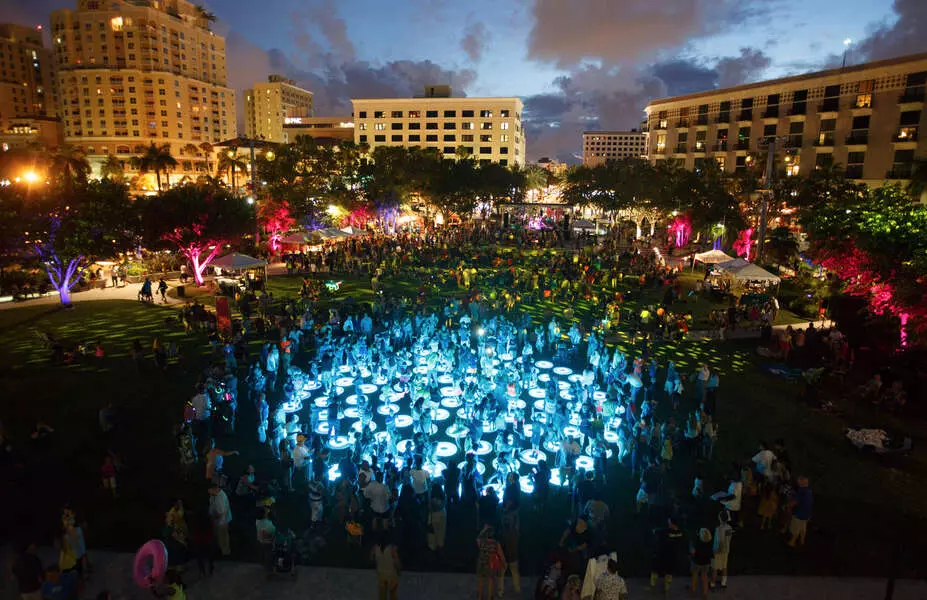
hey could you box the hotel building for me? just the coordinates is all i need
[282,115,354,145]
[644,52,927,183]
[50,0,236,184]
[350,86,526,166]
[0,23,62,149]
[244,74,313,143]
[582,130,647,166]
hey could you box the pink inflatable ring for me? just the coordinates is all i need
[133,539,168,588]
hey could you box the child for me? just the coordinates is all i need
[757,482,779,530]
[101,456,118,498]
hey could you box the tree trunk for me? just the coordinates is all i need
[156,170,162,192]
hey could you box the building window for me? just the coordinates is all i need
[374,111,384,118]
[479,146,492,154]
[374,135,385,142]
[500,122,509,130]
[461,122,474,130]
[408,134,420,142]
[391,110,403,118]
[499,147,508,154]
[443,134,456,142]
[375,123,386,131]
[480,109,493,118]
[426,134,438,142]
[500,134,509,142]
[855,80,873,108]
[462,110,474,117]
[408,122,421,130]
[480,134,492,142]
[426,110,438,118]
[391,134,402,142]
[359,135,367,142]
[359,123,367,130]
[358,111,367,118]
[443,122,456,130]
[481,122,492,130]
[443,110,456,118]
[462,134,474,142]
[499,159,508,166]
[391,123,403,130]
[426,122,438,130]
[408,110,420,118]
[443,146,455,154]
[763,124,777,137]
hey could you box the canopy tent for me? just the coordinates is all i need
[212,252,267,270]
[716,257,750,271]
[694,249,734,264]
[571,219,595,231]
[716,262,780,283]
[281,231,313,245]
[314,228,350,240]
[340,226,368,237]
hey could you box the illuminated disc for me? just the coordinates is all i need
[550,468,563,486]
[359,367,371,379]
[568,374,583,383]
[394,414,413,428]
[375,375,390,386]
[543,440,559,453]
[329,435,352,450]
[519,449,546,465]
[335,377,354,387]
[344,407,360,419]
[414,366,428,375]
[528,388,546,399]
[281,400,302,413]
[563,426,580,438]
[519,478,535,494]
[553,367,573,376]
[374,431,390,443]
[345,394,362,406]
[425,461,446,477]
[433,408,451,422]
[604,430,619,444]
[532,399,544,412]
[474,440,492,456]
[616,405,627,415]
[446,424,469,439]
[535,360,554,370]
[576,455,595,471]
[304,380,322,391]
[500,353,514,362]
[456,408,469,419]
[327,465,341,482]
[441,397,462,408]
[458,461,486,475]
[538,373,551,383]
[440,386,462,397]
[315,422,331,435]
[504,413,516,424]
[396,439,414,454]
[557,381,570,389]
[377,404,399,416]
[352,420,375,433]
[593,391,607,401]
[512,399,527,409]
[435,441,457,458]
[559,390,573,401]
[437,374,454,385]
[313,396,330,408]
[492,457,521,471]
[359,384,378,395]
[338,365,352,374]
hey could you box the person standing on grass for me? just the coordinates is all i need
[787,476,813,547]
[372,532,401,600]
[208,484,232,557]
[711,510,734,591]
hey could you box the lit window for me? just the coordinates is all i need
[500,122,509,130]
[375,123,385,131]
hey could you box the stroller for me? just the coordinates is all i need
[269,530,298,579]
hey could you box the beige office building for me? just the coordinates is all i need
[582,130,647,166]
[244,75,313,143]
[644,52,927,183]
[0,24,62,149]
[350,86,526,166]
[51,0,236,186]
[282,115,353,144]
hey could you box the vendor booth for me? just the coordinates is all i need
[212,252,268,293]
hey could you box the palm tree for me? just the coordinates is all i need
[765,226,799,268]
[193,4,217,29]
[216,150,248,192]
[49,145,90,187]
[130,143,177,192]
[100,154,125,182]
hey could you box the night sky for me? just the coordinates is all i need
[4,0,926,161]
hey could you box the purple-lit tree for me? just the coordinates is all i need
[142,185,254,285]
[11,179,137,305]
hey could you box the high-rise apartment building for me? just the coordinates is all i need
[0,23,61,149]
[244,75,313,143]
[644,52,927,183]
[582,130,647,166]
[350,86,526,166]
[50,0,236,184]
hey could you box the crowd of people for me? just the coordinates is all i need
[7,224,836,600]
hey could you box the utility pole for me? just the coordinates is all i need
[756,137,776,263]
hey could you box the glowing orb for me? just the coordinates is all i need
[474,440,492,456]
[568,374,582,383]
[344,407,360,419]
[563,426,580,438]
[533,400,545,411]
[435,441,457,458]
[557,381,570,389]
[375,375,390,386]
[519,449,546,465]
[549,468,564,487]
[615,405,626,415]
[446,424,469,439]
[335,377,355,387]
[553,366,573,377]
[459,461,486,475]
[351,420,376,433]
[433,408,450,422]
[377,404,399,416]
[440,386,462,397]
[394,414,413,428]
[304,380,322,391]
[538,373,551,383]
[576,455,595,471]
[359,384,378,395]
[314,396,330,408]
[437,374,453,385]
[520,478,535,494]
[510,399,527,409]
[593,391,606,402]
[569,414,582,426]
[441,397,462,408]
[329,435,352,450]
[535,361,554,370]
[338,365,352,374]
[604,430,619,444]
[456,408,469,419]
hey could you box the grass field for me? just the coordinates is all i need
[0,274,924,579]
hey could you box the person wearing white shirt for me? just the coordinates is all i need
[208,485,233,556]
[410,459,430,499]
[721,476,743,526]
[364,472,392,531]
[752,442,777,480]
[293,436,310,485]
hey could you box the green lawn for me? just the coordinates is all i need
[1,280,925,578]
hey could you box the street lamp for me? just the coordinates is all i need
[23,170,39,184]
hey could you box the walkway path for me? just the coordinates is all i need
[0,279,184,311]
[4,548,925,600]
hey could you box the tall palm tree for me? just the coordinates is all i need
[49,144,90,187]
[130,143,177,192]
[216,150,248,192]
[193,4,217,29]
[100,154,125,182]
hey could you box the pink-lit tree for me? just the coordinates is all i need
[667,214,692,248]
[732,228,754,261]
[142,185,254,285]
[257,198,295,254]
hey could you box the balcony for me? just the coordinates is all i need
[762,107,780,119]
[737,110,753,123]
[674,120,689,129]
[715,114,731,124]
[817,99,840,114]
[893,129,919,143]
[898,87,925,106]
[696,116,709,126]
[734,141,751,151]
[786,135,803,148]
[845,165,864,179]
[672,144,688,154]
[814,136,835,147]
[654,147,667,155]
[788,104,807,117]
[845,132,869,146]
[886,165,914,180]
[692,142,707,153]
[712,142,729,152]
